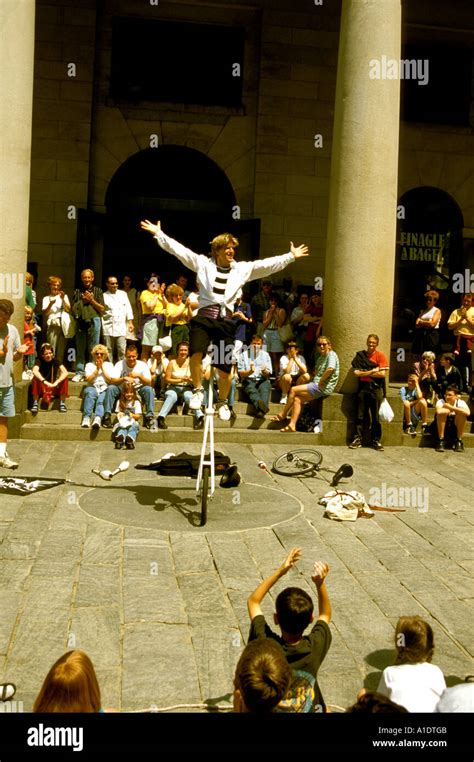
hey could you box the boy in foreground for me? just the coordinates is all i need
[247,547,332,712]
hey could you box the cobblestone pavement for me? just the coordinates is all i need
[0,440,472,712]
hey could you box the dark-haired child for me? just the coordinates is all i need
[377,616,446,712]
[233,639,292,714]
[247,547,331,712]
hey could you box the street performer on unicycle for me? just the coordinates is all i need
[140,220,309,419]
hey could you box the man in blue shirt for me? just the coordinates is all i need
[238,334,273,418]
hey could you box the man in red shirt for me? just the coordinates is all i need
[349,334,390,451]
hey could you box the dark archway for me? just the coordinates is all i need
[102,146,240,290]
[392,186,464,344]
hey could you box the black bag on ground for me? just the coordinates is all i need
[136,451,231,477]
[296,402,321,433]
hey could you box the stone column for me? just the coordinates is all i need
[324,0,401,391]
[0,0,36,377]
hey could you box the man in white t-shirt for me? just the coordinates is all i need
[435,385,470,452]
[102,275,134,362]
[101,345,156,429]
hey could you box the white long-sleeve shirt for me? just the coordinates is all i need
[102,290,134,337]
[154,230,295,316]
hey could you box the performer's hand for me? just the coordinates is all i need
[290,241,309,259]
[140,219,161,236]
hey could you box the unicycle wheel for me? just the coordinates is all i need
[272,449,323,476]
[199,466,210,526]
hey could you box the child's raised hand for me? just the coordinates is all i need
[280,547,302,574]
[311,561,329,585]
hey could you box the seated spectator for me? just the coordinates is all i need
[101,344,155,430]
[278,341,309,405]
[247,547,332,713]
[347,691,408,714]
[412,289,442,356]
[399,374,429,436]
[30,343,68,413]
[262,294,287,374]
[139,275,166,362]
[163,283,190,355]
[238,335,272,418]
[436,353,463,399]
[233,639,292,714]
[23,306,40,380]
[156,342,200,430]
[272,336,339,433]
[435,385,470,452]
[81,344,115,429]
[447,293,474,393]
[42,275,71,365]
[113,381,141,449]
[148,344,169,399]
[413,350,437,405]
[348,334,389,451]
[377,616,446,712]
[33,650,110,713]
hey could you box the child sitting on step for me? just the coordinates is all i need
[113,381,141,450]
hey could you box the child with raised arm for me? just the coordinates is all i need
[247,547,332,712]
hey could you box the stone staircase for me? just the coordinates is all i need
[18,379,474,447]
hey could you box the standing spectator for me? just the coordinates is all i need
[262,294,287,375]
[23,306,40,380]
[399,374,429,435]
[304,291,323,368]
[139,275,166,362]
[102,275,134,363]
[163,283,190,355]
[447,293,474,392]
[113,381,141,450]
[247,547,332,713]
[30,343,69,413]
[232,295,252,354]
[42,276,71,364]
[377,616,446,712]
[25,272,36,309]
[176,273,190,298]
[277,340,309,404]
[412,289,442,356]
[0,300,28,469]
[101,344,156,430]
[272,336,339,433]
[238,334,273,418]
[290,293,310,352]
[122,275,140,341]
[81,344,115,429]
[435,385,470,452]
[72,269,105,382]
[349,334,389,451]
[251,280,273,337]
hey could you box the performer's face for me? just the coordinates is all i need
[215,243,235,267]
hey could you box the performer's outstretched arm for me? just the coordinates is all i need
[140,219,205,273]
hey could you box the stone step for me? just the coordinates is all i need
[18,421,474,447]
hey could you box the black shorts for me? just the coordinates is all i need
[189,316,236,373]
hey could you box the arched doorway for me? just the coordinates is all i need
[102,145,240,289]
[393,186,464,346]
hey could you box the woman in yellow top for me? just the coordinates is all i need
[163,283,190,356]
[139,275,166,361]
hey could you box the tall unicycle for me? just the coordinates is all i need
[196,368,216,526]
